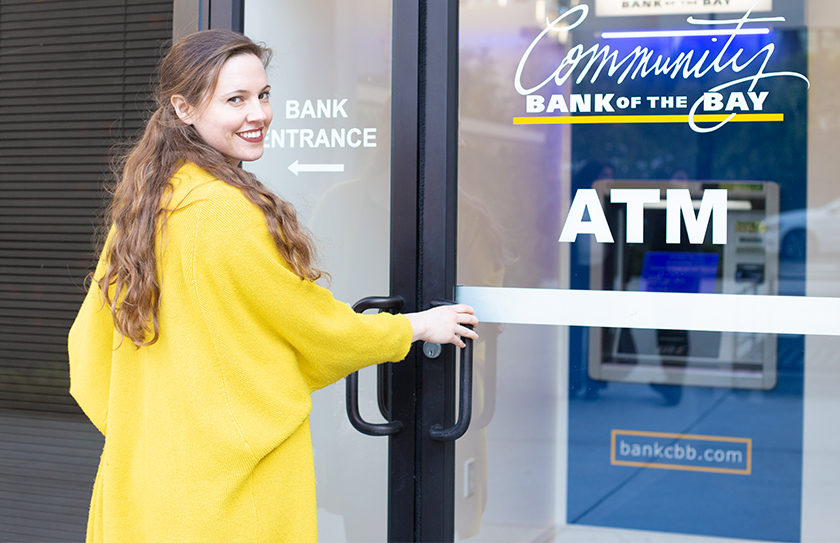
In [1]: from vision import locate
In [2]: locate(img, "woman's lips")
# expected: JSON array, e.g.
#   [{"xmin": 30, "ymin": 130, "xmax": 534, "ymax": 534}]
[{"xmin": 236, "ymin": 128, "xmax": 264, "ymax": 143}]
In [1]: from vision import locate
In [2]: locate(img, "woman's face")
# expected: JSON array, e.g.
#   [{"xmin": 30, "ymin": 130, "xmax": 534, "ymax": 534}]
[{"xmin": 185, "ymin": 53, "xmax": 272, "ymax": 164}]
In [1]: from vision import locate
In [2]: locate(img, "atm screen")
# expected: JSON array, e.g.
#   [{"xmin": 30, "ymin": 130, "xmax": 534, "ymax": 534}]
[
  {"xmin": 615, "ymin": 251, "xmax": 723, "ymax": 360},
  {"xmin": 640, "ymin": 252, "xmax": 719, "ymax": 294},
  {"xmin": 588, "ymin": 180, "xmax": 779, "ymax": 390},
  {"xmin": 604, "ymin": 210, "xmax": 733, "ymax": 364}
]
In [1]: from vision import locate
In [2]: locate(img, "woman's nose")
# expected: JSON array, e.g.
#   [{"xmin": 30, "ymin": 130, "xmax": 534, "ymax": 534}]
[{"xmin": 246, "ymin": 99, "xmax": 269, "ymax": 123}]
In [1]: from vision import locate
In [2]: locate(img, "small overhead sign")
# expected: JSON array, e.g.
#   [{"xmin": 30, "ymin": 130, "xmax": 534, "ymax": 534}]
[{"xmin": 595, "ymin": 0, "xmax": 773, "ymax": 17}]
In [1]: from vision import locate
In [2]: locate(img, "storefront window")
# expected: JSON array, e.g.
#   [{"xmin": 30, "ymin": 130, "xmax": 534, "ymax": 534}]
[{"xmin": 456, "ymin": 1, "xmax": 840, "ymax": 541}]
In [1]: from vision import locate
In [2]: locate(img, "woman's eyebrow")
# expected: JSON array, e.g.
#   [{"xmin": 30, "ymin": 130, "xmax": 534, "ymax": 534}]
[{"xmin": 220, "ymin": 84, "xmax": 271, "ymax": 96}]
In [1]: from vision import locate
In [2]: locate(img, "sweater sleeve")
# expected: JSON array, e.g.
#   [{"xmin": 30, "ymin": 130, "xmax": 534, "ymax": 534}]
[
  {"xmin": 67, "ymin": 233, "xmax": 114, "ymax": 435},
  {"xmin": 189, "ymin": 186, "xmax": 413, "ymax": 392}
]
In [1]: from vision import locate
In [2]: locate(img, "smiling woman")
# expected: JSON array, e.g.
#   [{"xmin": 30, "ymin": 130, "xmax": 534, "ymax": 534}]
[
  {"xmin": 94, "ymin": 30, "xmax": 322, "ymax": 348},
  {"xmin": 171, "ymin": 53, "xmax": 273, "ymax": 164},
  {"xmin": 66, "ymin": 29, "xmax": 478, "ymax": 543}
]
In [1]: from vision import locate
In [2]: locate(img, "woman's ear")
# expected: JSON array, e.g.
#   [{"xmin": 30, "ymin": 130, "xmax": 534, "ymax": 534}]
[{"xmin": 170, "ymin": 94, "xmax": 195, "ymax": 124}]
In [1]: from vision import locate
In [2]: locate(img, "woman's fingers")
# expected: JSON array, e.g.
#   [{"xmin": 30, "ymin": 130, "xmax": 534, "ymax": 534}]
[
  {"xmin": 456, "ymin": 312, "xmax": 479, "ymax": 327},
  {"xmin": 442, "ymin": 307, "xmax": 479, "ymax": 346},
  {"xmin": 457, "ymin": 324, "xmax": 479, "ymax": 341},
  {"xmin": 404, "ymin": 304, "xmax": 480, "ymax": 346},
  {"xmin": 449, "ymin": 305, "xmax": 478, "ymax": 325},
  {"xmin": 454, "ymin": 306, "xmax": 479, "ymax": 343},
  {"xmin": 449, "ymin": 303, "xmax": 474, "ymax": 313}
]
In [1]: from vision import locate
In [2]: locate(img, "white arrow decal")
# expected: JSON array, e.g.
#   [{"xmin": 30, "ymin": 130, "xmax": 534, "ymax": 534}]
[{"xmin": 288, "ymin": 160, "xmax": 345, "ymax": 176}]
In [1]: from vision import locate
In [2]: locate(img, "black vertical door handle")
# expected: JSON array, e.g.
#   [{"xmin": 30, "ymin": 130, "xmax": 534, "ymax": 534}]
[
  {"xmin": 345, "ymin": 296, "xmax": 405, "ymax": 436},
  {"xmin": 429, "ymin": 300, "xmax": 474, "ymax": 442}
]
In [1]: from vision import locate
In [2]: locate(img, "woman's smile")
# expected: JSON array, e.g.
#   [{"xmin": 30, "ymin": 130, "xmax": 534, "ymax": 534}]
[{"xmin": 236, "ymin": 127, "xmax": 265, "ymax": 143}]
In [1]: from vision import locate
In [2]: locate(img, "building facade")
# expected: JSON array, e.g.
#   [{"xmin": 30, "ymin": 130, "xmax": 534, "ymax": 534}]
[{"xmin": 1, "ymin": 1, "xmax": 838, "ymax": 541}]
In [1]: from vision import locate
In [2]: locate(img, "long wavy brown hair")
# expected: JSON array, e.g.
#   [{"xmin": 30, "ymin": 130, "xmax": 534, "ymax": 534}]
[{"xmin": 99, "ymin": 29, "xmax": 322, "ymax": 347}]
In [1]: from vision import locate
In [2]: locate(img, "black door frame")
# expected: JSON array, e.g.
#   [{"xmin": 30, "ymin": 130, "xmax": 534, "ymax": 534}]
[
  {"xmin": 386, "ymin": 2, "xmax": 462, "ymax": 539},
  {"xmin": 387, "ymin": 1, "xmax": 421, "ymax": 541},
  {"xmin": 411, "ymin": 1, "xmax": 461, "ymax": 542},
  {"xmin": 218, "ymin": 1, "xmax": 461, "ymax": 540}
]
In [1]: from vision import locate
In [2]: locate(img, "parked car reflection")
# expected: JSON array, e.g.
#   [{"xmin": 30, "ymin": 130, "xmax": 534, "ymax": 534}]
[
  {"xmin": 767, "ymin": 198, "xmax": 840, "ymax": 260},
  {"xmin": 766, "ymin": 198, "xmax": 840, "ymax": 293}
]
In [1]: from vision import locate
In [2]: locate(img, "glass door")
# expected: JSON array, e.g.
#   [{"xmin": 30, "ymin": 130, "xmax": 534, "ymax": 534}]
[
  {"xmin": 454, "ymin": 1, "xmax": 840, "ymax": 542},
  {"xmin": 244, "ymin": 2, "xmax": 457, "ymax": 541},
  {"xmin": 243, "ymin": 2, "xmax": 410, "ymax": 541}
]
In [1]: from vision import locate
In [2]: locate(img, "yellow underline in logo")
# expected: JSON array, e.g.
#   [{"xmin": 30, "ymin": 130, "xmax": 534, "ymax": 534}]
[{"xmin": 513, "ymin": 113, "xmax": 784, "ymax": 125}]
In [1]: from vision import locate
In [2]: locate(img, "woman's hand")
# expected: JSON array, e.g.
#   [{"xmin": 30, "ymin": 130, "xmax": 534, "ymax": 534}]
[{"xmin": 404, "ymin": 304, "xmax": 479, "ymax": 348}]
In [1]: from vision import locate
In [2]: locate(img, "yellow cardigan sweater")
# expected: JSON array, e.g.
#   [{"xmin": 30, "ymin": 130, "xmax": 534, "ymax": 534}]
[{"xmin": 68, "ymin": 162, "xmax": 412, "ymax": 542}]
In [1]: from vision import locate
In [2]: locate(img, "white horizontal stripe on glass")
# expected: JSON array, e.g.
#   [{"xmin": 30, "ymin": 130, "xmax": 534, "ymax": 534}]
[{"xmin": 456, "ymin": 286, "xmax": 840, "ymax": 336}]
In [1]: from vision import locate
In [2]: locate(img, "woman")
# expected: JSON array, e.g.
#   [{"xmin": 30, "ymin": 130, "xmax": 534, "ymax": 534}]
[{"xmin": 68, "ymin": 29, "xmax": 477, "ymax": 542}]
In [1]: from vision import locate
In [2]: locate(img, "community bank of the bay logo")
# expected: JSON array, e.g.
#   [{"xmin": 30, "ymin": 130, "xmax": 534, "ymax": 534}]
[{"xmin": 513, "ymin": 2, "xmax": 809, "ymax": 133}]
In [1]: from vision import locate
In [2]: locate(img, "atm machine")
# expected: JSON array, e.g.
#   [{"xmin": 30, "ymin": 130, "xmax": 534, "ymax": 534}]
[{"xmin": 588, "ymin": 180, "xmax": 780, "ymax": 390}]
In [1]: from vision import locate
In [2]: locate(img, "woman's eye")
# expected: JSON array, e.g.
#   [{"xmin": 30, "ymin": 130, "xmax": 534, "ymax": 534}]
[
  {"xmin": 259, "ymin": 91, "xmax": 271, "ymax": 101},
  {"xmin": 228, "ymin": 96, "xmax": 243, "ymax": 104}
]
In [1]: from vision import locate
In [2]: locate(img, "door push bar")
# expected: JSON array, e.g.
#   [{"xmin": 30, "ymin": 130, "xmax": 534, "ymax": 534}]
[
  {"xmin": 428, "ymin": 300, "xmax": 474, "ymax": 442},
  {"xmin": 345, "ymin": 296, "xmax": 475, "ymax": 442},
  {"xmin": 345, "ymin": 296, "xmax": 405, "ymax": 436}
]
